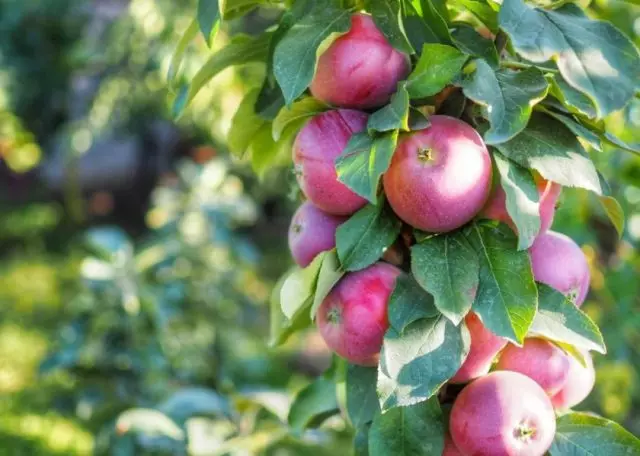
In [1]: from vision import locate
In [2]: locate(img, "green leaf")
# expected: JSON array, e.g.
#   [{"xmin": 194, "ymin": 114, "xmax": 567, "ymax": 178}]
[
  {"xmin": 159, "ymin": 388, "xmax": 230, "ymax": 425},
  {"xmin": 228, "ymin": 89, "xmax": 266, "ymax": 157},
  {"xmin": 492, "ymin": 112, "xmax": 602, "ymax": 195},
  {"xmin": 368, "ymin": 397, "xmax": 445, "ymax": 456},
  {"xmin": 377, "ymin": 316, "xmax": 470, "ymax": 410},
  {"xmin": 451, "ymin": 24, "xmax": 499, "ymax": 68},
  {"xmin": 173, "ymin": 33, "xmax": 271, "ymax": 117},
  {"xmin": 198, "ymin": 0, "xmax": 220, "ymax": 44},
  {"xmin": 461, "ymin": 60, "xmax": 549, "ymax": 145},
  {"xmin": 167, "ymin": 20, "xmax": 199, "ymax": 85},
  {"xmin": 408, "ymin": 108, "xmax": 430, "ymax": 131},
  {"xmin": 366, "ymin": 0, "xmax": 413, "ymax": 54},
  {"xmin": 310, "ymin": 249, "xmax": 344, "ymax": 319},
  {"xmin": 221, "ymin": 0, "xmax": 264, "ymax": 19},
  {"xmin": 387, "ymin": 273, "xmax": 439, "ymax": 332},
  {"xmin": 273, "ymin": 2, "xmax": 352, "ymax": 104},
  {"xmin": 600, "ymin": 196, "xmax": 625, "ymax": 238},
  {"xmin": 116, "ymin": 409, "xmax": 184, "ymax": 440},
  {"xmin": 403, "ymin": 0, "xmax": 451, "ymax": 50},
  {"xmin": 288, "ymin": 377, "xmax": 339, "ymax": 430},
  {"xmin": 449, "ymin": 0, "xmax": 498, "ymax": 32},
  {"xmin": 336, "ymin": 200, "xmax": 402, "ymax": 272},
  {"xmin": 346, "ymin": 365, "xmax": 380, "ymax": 427},
  {"xmin": 335, "ymin": 131, "xmax": 399, "ymax": 203},
  {"xmin": 367, "ymin": 85, "xmax": 410, "ymax": 133},
  {"xmin": 247, "ymin": 123, "xmax": 291, "ymax": 176},
  {"xmin": 406, "ymin": 44, "xmax": 467, "ymax": 99},
  {"xmin": 411, "ymin": 232, "xmax": 479, "ymax": 325},
  {"xmin": 499, "ymin": 0, "xmax": 640, "ymax": 118},
  {"xmin": 549, "ymin": 412, "xmax": 640, "ymax": 455},
  {"xmin": 355, "ymin": 425, "xmax": 370, "ymax": 456},
  {"xmin": 494, "ymin": 152, "xmax": 541, "ymax": 250},
  {"xmin": 530, "ymin": 284, "xmax": 606, "ymax": 354},
  {"xmin": 280, "ymin": 253, "xmax": 324, "ymax": 319},
  {"xmin": 270, "ymin": 271, "xmax": 312, "ymax": 347},
  {"xmin": 272, "ymin": 97, "xmax": 328, "ymax": 141},
  {"xmin": 465, "ymin": 222, "xmax": 537, "ymax": 344},
  {"xmin": 549, "ymin": 75, "xmax": 597, "ymax": 119},
  {"xmin": 602, "ymin": 133, "xmax": 640, "ymax": 155}
]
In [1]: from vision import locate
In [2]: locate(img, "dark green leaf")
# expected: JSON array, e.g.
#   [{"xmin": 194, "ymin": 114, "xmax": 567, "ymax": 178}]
[
  {"xmin": 402, "ymin": 0, "xmax": 451, "ymax": 50},
  {"xmin": 288, "ymin": 377, "xmax": 339, "ymax": 430},
  {"xmin": 500, "ymin": 0, "xmax": 640, "ymax": 117},
  {"xmin": 602, "ymin": 133, "xmax": 640, "ymax": 155},
  {"xmin": 336, "ymin": 200, "xmax": 402, "ymax": 271},
  {"xmin": 451, "ymin": 24, "xmax": 499, "ymax": 68},
  {"xmin": 538, "ymin": 108, "xmax": 603, "ymax": 152},
  {"xmin": 366, "ymin": 0, "xmax": 414, "ymax": 54},
  {"xmin": 408, "ymin": 108, "xmax": 430, "ymax": 130},
  {"xmin": 549, "ymin": 412, "xmax": 640, "ymax": 455},
  {"xmin": 355, "ymin": 425, "xmax": 370, "ymax": 456},
  {"xmin": 174, "ymin": 33, "xmax": 271, "ymax": 117},
  {"xmin": 494, "ymin": 152, "xmax": 541, "ymax": 250},
  {"xmin": 530, "ymin": 284, "xmax": 606, "ymax": 354},
  {"xmin": 411, "ymin": 232, "xmax": 479, "ymax": 325},
  {"xmin": 197, "ymin": 0, "xmax": 220, "ymax": 44},
  {"xmin": 367, "ymin": 85, "xmax": 410, "ymax": 133},
  {"xmin": 387, "ymin": 273, "xmax": 439, "ymax": 332},
  {"xmin": 465, "ymin": 222, "xmax": 537, "ymax": 344},
  {"xmin": 493, "ymin": 112, "xmax": 602, "ymax": 195},
  {"xmin": 272, "ymin": 97, "xmax": 328, "ymax": 141},
  {"xmin": 159, "ymin": 388, "xmax": 230, "ymax": 425},
  {"xmin": 273, "ymin": 3, "xmax": 352, "ymax": 104},
  {"xmin": 310, "ymin": 250, "xmax": 344, "ymax": 318},
  {"xmin": 346, "ymin": 365, "xmax": 380, "ymax": 427},
  {"xmin": 450, "ymin": 0, "xmax": 498, "ymax": 32},
  {"xmin": 336, "ymin": 131, "xmax": 399, "ymax": 203},
  {"xmin": 368, "ymin": 397, "xmax": 445, "ymax": 456},
  {"xmin": 377, "ymin": 316, "xmax": 470, "ymax": 410},
  {"xmin": 406, "ymin": 44, "xmax": 468, "ymax": 99},
  {"xmin": 461, "ymin": 60, "xmax": 549, "ymax": 145}
]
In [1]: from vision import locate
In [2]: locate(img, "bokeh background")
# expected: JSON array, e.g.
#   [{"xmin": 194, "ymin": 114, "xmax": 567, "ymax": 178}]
[{"xmin": 0, "ymin": 0, "xmax": 638, "ymax": 454}]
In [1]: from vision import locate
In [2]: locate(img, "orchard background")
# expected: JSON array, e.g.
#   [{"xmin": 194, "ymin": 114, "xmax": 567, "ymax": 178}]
[{"xmin": 0, "ymin": 0, "xmax": 640, "ymax": 454}]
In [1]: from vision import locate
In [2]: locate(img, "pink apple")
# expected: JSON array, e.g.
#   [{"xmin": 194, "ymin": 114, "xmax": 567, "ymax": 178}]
[
  {"xmin": 529, "ymin": 231, "xmax": 590, "ymax": 307},
  {"xmin": 310, "ymin": 14, "xmax": 410, "ymax": 109},
  {"xmin": 288, "ymin": 201, "xmax": 346, "ymax": 267},
  {"xmin": 551, "ymin": 350, "xmax": 596, "ymax": 410},
  {"xmin": 316, "ymin": 262, "xmax": 401, "ymax": 366},
  {"xmin": 450, "ymin": 371, "xmax": 556, "ymax": 456},
  {"xmin": 383, "ymin": 116, "xmax": 492, "ymax": 233},
  {"xmin": 496, "ymin": 338, "xmax": 571, "ymax": 396},
  {"xmin": 293, "ymin": 109, "xmax": 368, "ymax": 215}
]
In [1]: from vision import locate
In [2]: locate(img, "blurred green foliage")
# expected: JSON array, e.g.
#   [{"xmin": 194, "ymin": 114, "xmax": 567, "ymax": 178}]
[{"xmin": 0, "ymin": 0, "xmax": 638, "ymax": 454}]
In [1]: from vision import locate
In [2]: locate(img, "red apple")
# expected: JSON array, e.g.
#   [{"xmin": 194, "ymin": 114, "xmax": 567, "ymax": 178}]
[
  {"xmin": 316, "ymin": 262, "xmax": 401, "ymax": 365},
  {"xmin": 383, "ymin": 116, "xmax": 492, "ymax": 233},
  {"xmin": 450, "ymin": 371, "xmax": 556, "ymax": 456},
  {"xmin": 551, "ymin": 350, "xmax": 595, "ymax": 410},
  {"xmin": 293, "ymin": 109, "xmax": 368, "ymax": 215},
  {"xmin": 310, "ymin": 14, "xmax": 410, "ymax": 109}
]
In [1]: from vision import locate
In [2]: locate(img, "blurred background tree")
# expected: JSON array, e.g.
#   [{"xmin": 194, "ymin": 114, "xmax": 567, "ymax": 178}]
[{"xmin": 0, "ymin": 0, "xmax": 638, "ymax": 454}]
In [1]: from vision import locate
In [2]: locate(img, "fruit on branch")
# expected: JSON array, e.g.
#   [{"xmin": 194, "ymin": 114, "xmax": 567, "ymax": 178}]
[
  {"xmin": 293, "ymin": 109, "xmax": 368, "ymax": 215},
  {"xmin": 450, "ymin": 312, "xmax": 507, "ymax": 384},
  {"xmin": 383, "ymin": 116, "xmax": 492, "ymax": 233},
  {"xmin": 480, "ymin": 175, "xmax": 562, "ymax": 235},
  {"xmin": 316, "ymin": 262, "xmax": 401, "ymax": 366},
  {"xmin": 529, "ymin": 231, "xmax": 591, "ymax": 307},
  {"xmin": 551, "ymin": 350, "xmax": 595, "ymax": 410},
  {"xmin": 496, "ymin": 338, "xmax": 571, "ymax": 396},
  {"xmin": 443, "ymin": 432, "xmax": 464, "ymax": 455},
  {"xmin": 310, "ymin": 13, "xmax": 410, "ymax": 109},
  {"xmin": 288, "ymin": 201, "xmax": 347, "ymax": 267},
  {"xmin": 450, "ymin": 371, "xmax": 556, "ymax": 456}
]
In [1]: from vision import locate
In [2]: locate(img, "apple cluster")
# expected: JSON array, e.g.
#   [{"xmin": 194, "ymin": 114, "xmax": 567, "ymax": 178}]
[{"xmin": 287, "ymin": 13, "xmax": 594, "ymax": 456}]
